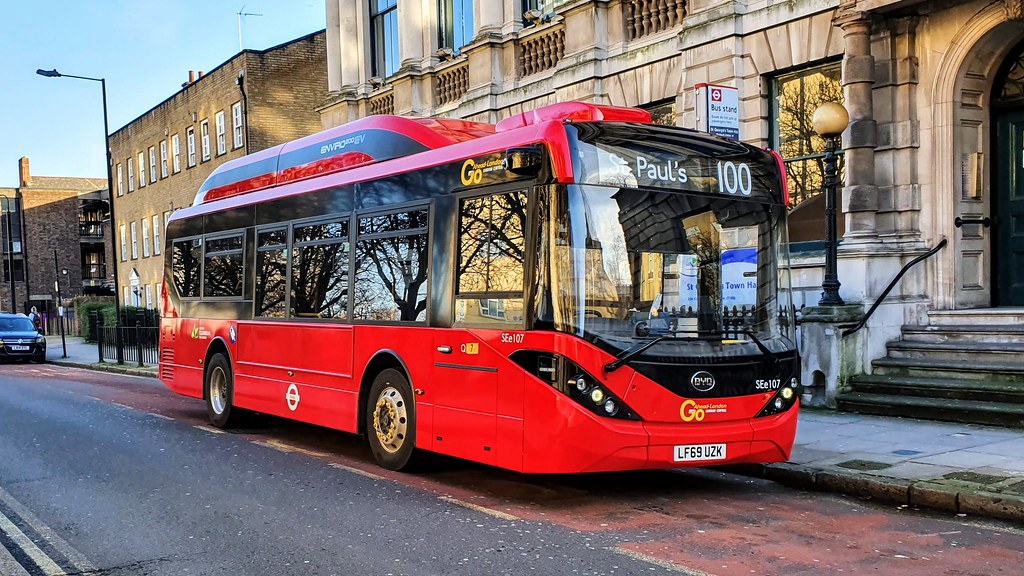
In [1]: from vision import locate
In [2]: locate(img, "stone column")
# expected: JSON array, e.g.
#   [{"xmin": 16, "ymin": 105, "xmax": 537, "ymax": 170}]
[
  {"xmin": 476, "ymin": 0, "xmax": 505, "ymax": 39},
  {"xmin": 398, "ymin": 0, "xmax": 425, "ymax": 69},
  {"xmin": 836, "ymin": 11, "xmax": 878, "ymax": 241}
]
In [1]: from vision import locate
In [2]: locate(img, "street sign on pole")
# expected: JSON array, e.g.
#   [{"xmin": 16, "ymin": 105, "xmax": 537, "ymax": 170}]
[{"xmin": 695, "ymin": 83, "xmax": 740, "ymax": 140}]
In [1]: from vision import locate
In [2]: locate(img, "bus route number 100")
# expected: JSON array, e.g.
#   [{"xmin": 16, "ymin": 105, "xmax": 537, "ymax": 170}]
[{"xmin": 716, "ymin": 161, "xmax": 752, "ymax": 196}]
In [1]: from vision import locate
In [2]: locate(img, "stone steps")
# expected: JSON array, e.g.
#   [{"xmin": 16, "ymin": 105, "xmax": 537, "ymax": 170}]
[{"xmin": 836, "ymin": 392, "xmax": 1024, "ymax": 428}]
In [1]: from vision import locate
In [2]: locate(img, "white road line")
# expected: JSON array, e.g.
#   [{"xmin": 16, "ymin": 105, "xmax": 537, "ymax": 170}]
[
  {"xmin": 0, "ymin": 542, "xmax": 30, "ymax": 576},
  {"xmin": 438, "ymin": 495, "xmax": 520, "ymax": 521},
  {"xmin": 326, "ymin": 462, "xmax": 385, "ymax": 481},
  {"xmin": 608, "ymin": 547, "xmax": 714, "ymax": 575},
  {"xmin": 0, "ymin": 508, "xmax": 66, "ymax": 576},
  {"xmin": 147, "ymin": 412, "xmax": 175, "ymax": 420},
  {"xmin": 193, "ymin": 425, "xmax": 226, "ymax": 434},
  {"xmin": 0, "ymin": 486, "xmax": 95, "ymax": 573}
]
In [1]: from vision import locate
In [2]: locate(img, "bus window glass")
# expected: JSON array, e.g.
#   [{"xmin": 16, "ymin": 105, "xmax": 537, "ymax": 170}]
[
  {"xmin": 455, "ymin": 190, "xmax": 527, "ymax": 326},
  {"xmin": 291, "ymin": 219, "xmax": 349, "ymax": 319},
  {"xmin": 256, "ymin": 228, "xmax": 287, "ymax": 317},
  {"xmin": 354, "ymin": 209, "xmax": 428, "ymax": 322},
  {"xmin": 172, "ymin": 238, "xmax": 202, "ymax": 298},
  {"xmin": 204, "ymin": 233, "xmax": 244, "ymax": 298}
]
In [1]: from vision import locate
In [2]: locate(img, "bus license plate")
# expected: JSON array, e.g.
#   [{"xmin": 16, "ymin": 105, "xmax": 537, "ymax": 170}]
[
  {"xmin": 10, "ymin": 345, "xmax": 29, "ymax": 351},
  {"xmin": 674, "ymin": 443, "xmax": 727, "ymax": 462}
]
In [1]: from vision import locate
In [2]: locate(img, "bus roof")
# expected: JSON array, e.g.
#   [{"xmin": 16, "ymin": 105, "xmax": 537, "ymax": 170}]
[{"xmin": 191, "ymin": 102, "xmax": 652, "ymax": 207}]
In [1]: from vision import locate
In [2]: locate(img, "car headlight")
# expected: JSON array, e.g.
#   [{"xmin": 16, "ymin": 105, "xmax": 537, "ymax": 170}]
[{"xmin": 35, "ymin": 336, "xmax": 46, "ymax": 344}]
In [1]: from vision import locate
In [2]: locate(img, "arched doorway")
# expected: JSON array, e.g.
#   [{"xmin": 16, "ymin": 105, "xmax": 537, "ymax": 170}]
[{"xmin": 992, "ymin": 41, "xmax": 1024, "ymax": 306}]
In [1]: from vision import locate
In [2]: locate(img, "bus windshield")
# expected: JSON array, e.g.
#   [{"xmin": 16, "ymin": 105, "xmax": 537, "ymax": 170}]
[{"xmin": 542, "ymin": 183, "xmax": 795, "ymax": 359}]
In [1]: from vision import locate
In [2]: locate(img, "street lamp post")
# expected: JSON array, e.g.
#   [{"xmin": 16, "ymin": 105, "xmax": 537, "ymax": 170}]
[
  {"xmin": 811, "ymin": 102, "xmax": 850, "ymax": 307},
  {"xmin": 38, "ymin": 68, "xmax": 123, "ymax": 362}
]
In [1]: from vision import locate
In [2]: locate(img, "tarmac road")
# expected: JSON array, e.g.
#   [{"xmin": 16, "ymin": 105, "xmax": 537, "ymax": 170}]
[{"xmin": 1, "ymin": 363, "xmax": 1023, "ymax": 575}]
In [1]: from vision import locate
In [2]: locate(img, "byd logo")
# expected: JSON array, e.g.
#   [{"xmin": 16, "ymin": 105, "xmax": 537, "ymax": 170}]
[{"xmin": 691, "ymin": 370, "xmax": 716, "ymax": 392}]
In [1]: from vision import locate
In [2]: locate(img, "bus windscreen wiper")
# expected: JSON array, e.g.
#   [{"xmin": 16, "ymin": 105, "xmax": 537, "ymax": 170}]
[
  {"xmin": 693, "ymin": 329, "xmax": 779, "ymax": 366},
  {"xmin": 604, "ymin": 336, "xmax": 670, "ymax": 373}
]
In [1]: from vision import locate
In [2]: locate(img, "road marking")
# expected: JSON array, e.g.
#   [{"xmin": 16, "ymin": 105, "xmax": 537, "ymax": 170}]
[
  {"xmin": 438, "ymin": 495, "xmax": 519, "ymax": 521},
  {"xmin": 147, "ymin": 412, "xmax": 175, "ymax": 420},
  {"xmin": 327, "ymin": 462, "xmax": 385, "ymax": 481},
  {"xmin": 193, "ymin": 425, "xmax": 226, "ymax": 434},
  {"xmin": 608, "ymin": 547, "xmax": 713, "ymax": 575},
  {"xmin": 0, "ymin": 543, "xmax": 30, "ymax": 576},
  {"xmin": 0, "ymin": 485, "xmax": 95, "ymax": 574},
  {"xmin": 0, "ymin": 508, "xmax": 66, "ymax": 575}
]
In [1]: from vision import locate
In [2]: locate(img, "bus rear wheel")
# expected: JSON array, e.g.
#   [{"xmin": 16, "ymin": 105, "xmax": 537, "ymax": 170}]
[
  {"xmin": 205, "ymin": 353, "xmax": 244, "ymax": 428},
  {"xmin": 366, "ymin": 368, "xmax": 416, "ymax": 471}
]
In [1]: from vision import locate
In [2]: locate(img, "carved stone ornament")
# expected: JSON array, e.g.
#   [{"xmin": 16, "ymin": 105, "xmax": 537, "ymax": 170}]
[{"xmin": 1003, "ymin": 0, "xmax": 1024, "ymax": 21}]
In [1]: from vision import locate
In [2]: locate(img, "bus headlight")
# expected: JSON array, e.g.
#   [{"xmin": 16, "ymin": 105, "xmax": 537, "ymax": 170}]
[
  {"xmin": 603, "ymin": 400, "xmax": 616, "ymax": 414},
  {"xmin": 590, "ymin": 388, "xmax": 605, "ymax": 404},
  {"xmin": 575, "ymin": 376, "xmax": 588, "ymax": 392},
  {"xmin": 780, "ymin": 386, "xmax": 794, "ymax": 400}
]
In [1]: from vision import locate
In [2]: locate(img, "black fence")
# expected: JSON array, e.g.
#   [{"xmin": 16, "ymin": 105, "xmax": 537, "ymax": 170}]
[{"xmin": 92, "ymin": 312, "xmax": 159, "ymax": 366}]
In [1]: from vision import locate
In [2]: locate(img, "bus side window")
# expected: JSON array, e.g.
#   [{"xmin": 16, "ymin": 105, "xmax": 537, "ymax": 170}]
[{"xmin": 455, "ymin": 190, "xmax": 528, "ymax": 327}]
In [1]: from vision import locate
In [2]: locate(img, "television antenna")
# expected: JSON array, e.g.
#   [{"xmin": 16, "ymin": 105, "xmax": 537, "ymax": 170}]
[{"xmin": 237, "ymin": 5, "xmax": 263, "ymax": 51}]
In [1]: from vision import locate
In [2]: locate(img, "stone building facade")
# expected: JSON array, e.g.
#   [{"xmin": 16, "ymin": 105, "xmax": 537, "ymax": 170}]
[
  {"xmin": 0, "ymin": 157, "xmax": 110, "ymax": 325},
  {"xmin": 108, "ymin": 30, "xmax": 328, "ymax": 310},
  {"xmin": 317, "ymin": 0, "xmax": 1024, "ymax": 413}
]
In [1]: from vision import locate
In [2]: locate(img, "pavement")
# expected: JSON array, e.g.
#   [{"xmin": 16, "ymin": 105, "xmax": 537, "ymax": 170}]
[{"xmin": 41, "ymin": 335, "xmax": 1024, "ymax": 525}]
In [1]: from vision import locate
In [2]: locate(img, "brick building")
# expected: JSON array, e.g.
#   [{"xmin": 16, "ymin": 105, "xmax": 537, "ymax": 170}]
[
  {"xmin": 109, "ymin": 30, "xmax": 327, "ymax": 310},
  {"xmin": 0, "ymin": 157, "xmax": 111, "ymax": 323}
]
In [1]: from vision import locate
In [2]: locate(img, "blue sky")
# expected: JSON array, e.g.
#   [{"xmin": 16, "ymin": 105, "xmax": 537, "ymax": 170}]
[{"xmin": 0, "ymin": 1, "xmax": 325, "ymax": 188}]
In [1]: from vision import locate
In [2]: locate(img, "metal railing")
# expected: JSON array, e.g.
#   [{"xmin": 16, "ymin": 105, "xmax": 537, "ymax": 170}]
[
  {"xmin": 96, "ymin": 323, "xmax": 159, "ymax": 366},
  {"xmin": 841, "ymin": 238, "xmax": 948, "ymax": 337}
]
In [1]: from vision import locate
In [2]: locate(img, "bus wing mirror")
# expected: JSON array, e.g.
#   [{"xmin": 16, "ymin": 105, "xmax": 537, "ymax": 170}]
[{"xmin": 503, "ymin": 147, "xmax": 543, "ymax": 176}]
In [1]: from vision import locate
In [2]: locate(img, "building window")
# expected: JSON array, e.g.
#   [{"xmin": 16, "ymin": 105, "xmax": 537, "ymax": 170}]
[
  {"xmin": 771, "ymin": 62, "xmax": 844, "ymax": 242},
  {"xmin": 148, "ymin": 146, "xmax": 157, "ymax": 183},
  {"xmin": 142, "ymin": 218, "xmax": 151, "ymax": 258},
  {"xmin": 232, "ymin": 102, "xmax": 244, "ymax": 149},
  {"xmin": 116, "ymin": 163, "xmax": 124, "ymax": 196},
  {"xmin": 187, "ymin": 127, "xmax": 196, "ymax": 167},
  {"xmin": 522, "ymin": 0, "xmax": 560, "ymax": 17},
  {"xmin": 216, "ymin": 111, "xmax": 226, "ymax": 155},
  {"xmin": 130, "ymin": 222, "xmax": 138, "ymax": 259},
  {"xmin": 145, "ymin": 284, "xmax": 154, "ymax": 309},
  {"xmin": 370, "ymin": 0, "xmax": 399, "ymax": 78},
  {"xmin": 172, "ymin": 134, "xmax": 181, "ymax": 173},
  {"xmin": 119, "ymin": 224, "xmax": 127, "ymax": 261},
  {"xmin": 138, "ymin": 152, "xmax": 146, "ymax": 188},
  {"xmin": 642, "ymin": 99, "xmax": 676, "ymax": 126},
  {"xmin": 153, "ymin": 214, "xmax": 162, "ymax": 256},
  {"xmin": 201, "ymin": 120, "xmax": 211, "ymax": 161},
  {"xmin": 127, "ymin": 158, "xmax": 134, "ymax": 192},
  {"xmin": 439, "ymin": 0, "xmax": 474, "ymax": 53},
  {"xmin": 160, "ymin": 140, "xmax": 168, "ymax": 178},
  {"xmin": 123, "ymin": 286, "xmax": 131, "ymax": 307}
]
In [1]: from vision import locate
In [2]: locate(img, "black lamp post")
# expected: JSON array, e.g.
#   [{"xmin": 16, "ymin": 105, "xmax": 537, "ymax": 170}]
[
  {"xmin": 38, "ymin": 68, "xmax": 123, "ymax": 362},
  {"xmin": 812, "ymin": 102, "xmax": 850, "ymax": 306}
]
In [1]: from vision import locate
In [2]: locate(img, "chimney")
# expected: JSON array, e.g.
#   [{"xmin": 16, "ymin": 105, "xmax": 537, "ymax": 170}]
[
  {"xmin": 198, "ymin": 71, "xmax": 205, "ymax": 78},
  {"xmin": 18, "ymin": 157, "xmax": 30, "ymax": 187},
  {"xmin": 188, "ymin": 70, "xmax": 195, "ymax": 83}
]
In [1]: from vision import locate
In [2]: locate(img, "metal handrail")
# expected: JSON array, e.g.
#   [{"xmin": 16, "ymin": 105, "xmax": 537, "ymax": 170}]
[{"xmin": 841, "ymin": 238, "xmax": 948, "ymax": 337}]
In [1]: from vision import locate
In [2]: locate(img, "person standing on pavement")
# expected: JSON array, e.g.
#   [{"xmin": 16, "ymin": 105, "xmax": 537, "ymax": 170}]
[{"xmin": 28, "ymin": 306, "xmax": 41, "ymax": 332}]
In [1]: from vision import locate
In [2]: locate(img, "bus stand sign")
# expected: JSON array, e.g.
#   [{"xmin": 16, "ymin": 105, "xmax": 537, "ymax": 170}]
[{"xmin": 696, "ymin": 84, "xmax": 739, "ymax": 140}]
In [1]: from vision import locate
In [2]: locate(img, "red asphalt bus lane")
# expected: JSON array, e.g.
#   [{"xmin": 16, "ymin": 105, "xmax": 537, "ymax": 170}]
[{"xmin": 24, "ymin": 365, "xmax": 1024, "ymax": 576}]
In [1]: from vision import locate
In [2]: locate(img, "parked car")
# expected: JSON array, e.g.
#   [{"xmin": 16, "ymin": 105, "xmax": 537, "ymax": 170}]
[{"xmin": 0, "ymin": 313, "xmax": 46, "ymax": 363}]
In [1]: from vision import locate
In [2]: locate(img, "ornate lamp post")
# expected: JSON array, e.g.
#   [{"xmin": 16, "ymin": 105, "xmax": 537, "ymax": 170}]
[{"xmin": 811, "ymin": 102, "xmax": 850, "ymax": 306}]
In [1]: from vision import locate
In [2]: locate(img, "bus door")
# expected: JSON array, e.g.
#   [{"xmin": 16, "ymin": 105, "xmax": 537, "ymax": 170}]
[{"xmin": 431, "ymin": 331, "xmax": 498, "ymax": 465}]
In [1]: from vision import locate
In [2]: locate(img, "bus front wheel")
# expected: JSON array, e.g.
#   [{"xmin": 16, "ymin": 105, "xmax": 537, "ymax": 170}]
[
  {"xmin": 366, "ymin": 368, "xmax": 416, "ymax": 471},
  {"xmin": 205, "ymin": 353, "xmax": 242, "ymax": 428}
]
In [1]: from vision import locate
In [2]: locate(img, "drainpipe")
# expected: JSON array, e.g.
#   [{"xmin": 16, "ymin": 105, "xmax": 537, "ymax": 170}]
[{"xmin": 236, "ymin": 70, "xmax": 250, "ymax": 155}]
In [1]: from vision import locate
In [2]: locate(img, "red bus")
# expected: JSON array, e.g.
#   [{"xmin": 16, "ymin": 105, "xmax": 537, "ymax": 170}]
[{"xmin": 159, "ymin": 102, "xmax": 800, "ymax": 473}]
